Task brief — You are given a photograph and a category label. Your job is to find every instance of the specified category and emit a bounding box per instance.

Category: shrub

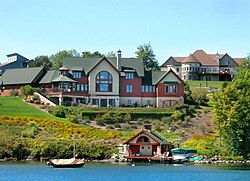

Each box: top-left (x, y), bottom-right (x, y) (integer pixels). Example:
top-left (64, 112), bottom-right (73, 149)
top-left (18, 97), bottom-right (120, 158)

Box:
top-left (9, 89), bottom-right (19, 96)
top-left (67, 115), bottom-right (79, 124)
top-left (96, 119), bottom-right (105, 126)
top-left (124, 113), bottom-right (131, 123)
top-left (49, 106), bottom-right (68, 118)
top-left (34, 100), bottom-right (40, 104)
top-left (171, 110), bottom-right (184, 121)
top-left (20, 85), bottom-right (34, 99)
top-left (137, 118), bottom-right (143, 125)
top-left (114, 123), bottom-right (121, 128)
top-left (82, 116), bottom-right (89, 121)
top-left (191, 88), bottom-right (209, 106)
top-left (131, 125), bottom-right (137, 129)
top-left (153, 122), bottom-right (162, 132)
top-left (22, 121), bottom-right (39, 138)
top-left (106, 125), bottom-right (114, 129)
top-left (199, 124), bottom-right (206, 134)
top-left (162, 117), bottom-right (172, 126)
top-left (122, 124), bottom-right (131, 131)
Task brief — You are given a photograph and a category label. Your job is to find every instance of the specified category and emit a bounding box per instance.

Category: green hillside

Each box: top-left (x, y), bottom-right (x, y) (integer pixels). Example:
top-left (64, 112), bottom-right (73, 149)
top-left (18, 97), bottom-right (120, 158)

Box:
top-left (186, 80), bottom-right (228, 89)
top-left (0, 96), bottom-right (66, 121)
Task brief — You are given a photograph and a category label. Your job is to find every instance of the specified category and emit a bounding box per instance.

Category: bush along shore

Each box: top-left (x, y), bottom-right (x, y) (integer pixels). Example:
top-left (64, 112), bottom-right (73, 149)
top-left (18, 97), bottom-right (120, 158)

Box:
top-left (0, 115), bottom-right (127, 161)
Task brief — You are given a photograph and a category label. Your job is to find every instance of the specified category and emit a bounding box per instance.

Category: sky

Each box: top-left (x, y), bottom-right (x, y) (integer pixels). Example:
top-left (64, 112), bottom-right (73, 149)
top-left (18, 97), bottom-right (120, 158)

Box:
top-left (0, 0), bottom-right (249, 64)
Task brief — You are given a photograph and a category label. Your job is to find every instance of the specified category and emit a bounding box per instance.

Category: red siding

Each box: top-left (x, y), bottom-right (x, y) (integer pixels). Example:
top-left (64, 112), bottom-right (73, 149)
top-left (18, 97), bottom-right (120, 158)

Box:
top-left (119, 77), bottom-right (142, 97)
top-left (75, 76), bottom-right (88, 84)
top-left (157, 83), bottom-right (184, 97)
top-left (141, 92), bottom-right (155, 98)
top-left (129, 145), bottom-right (140, 155)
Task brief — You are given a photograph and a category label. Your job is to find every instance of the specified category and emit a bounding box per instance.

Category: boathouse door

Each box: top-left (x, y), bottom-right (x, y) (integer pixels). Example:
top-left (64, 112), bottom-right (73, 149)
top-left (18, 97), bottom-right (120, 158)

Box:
top-left (140, 145), bottom-right (152, 156)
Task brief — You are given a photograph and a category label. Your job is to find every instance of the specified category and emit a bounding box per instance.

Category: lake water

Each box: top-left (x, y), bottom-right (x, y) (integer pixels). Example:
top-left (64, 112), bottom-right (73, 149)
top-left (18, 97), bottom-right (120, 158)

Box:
top-left (1, 162), bottom-right (250, 181)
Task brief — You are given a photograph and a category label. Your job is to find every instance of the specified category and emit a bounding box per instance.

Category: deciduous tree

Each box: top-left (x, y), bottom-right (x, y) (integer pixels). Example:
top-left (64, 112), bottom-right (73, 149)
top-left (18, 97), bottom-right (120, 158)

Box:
top-left (82, 51), bottom-right (104, 58)
top-left (29, 55), bottom-right (52, 70)
top-left (211, 57), bottom-right (250, 159)
top-left (50, 49), bottom-right (80, 70)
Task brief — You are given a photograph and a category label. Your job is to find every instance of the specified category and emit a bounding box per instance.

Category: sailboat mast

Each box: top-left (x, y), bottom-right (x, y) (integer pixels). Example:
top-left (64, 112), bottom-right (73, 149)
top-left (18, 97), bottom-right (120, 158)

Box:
top-left (73, 134), bottom-right (76, 158)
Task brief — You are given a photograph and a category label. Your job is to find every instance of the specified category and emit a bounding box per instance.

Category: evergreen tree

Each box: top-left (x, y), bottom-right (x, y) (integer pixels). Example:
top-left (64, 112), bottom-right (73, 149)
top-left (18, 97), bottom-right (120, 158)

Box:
top-left (135, 43), bottom-right (159, 70)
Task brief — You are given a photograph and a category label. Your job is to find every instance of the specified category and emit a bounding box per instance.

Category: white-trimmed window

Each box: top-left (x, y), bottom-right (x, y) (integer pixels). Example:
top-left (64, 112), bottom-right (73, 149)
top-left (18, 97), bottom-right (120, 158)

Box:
top-left (73, 72), bottom-right (82, 78)
top-left (126, 85), bottom-right (133, 93)
top-left (96, 71), bottom-right (112, 92)
top-left (142, 85), bottom-right (145, 92)
top-left (166, 85), bottom-right (177, 93)
top-left (125, 73), bottom-right (134, 79)
top-left (76, 84), bottom-right (88, 92)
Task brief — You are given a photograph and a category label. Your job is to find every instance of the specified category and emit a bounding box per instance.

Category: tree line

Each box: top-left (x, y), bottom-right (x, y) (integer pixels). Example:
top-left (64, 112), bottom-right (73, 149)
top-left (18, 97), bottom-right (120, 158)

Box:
top-left (29, 43), bottom-right (159, 71)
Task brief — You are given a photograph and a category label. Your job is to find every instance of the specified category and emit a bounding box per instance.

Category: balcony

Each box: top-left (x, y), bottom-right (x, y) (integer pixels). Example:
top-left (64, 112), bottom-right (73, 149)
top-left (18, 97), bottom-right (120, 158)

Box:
top-left (45, 89), bottom-right (89, 96)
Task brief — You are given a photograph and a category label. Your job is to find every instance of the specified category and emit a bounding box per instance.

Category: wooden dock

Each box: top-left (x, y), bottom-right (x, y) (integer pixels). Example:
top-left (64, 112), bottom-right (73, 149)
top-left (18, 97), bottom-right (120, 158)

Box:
top-left (125, 155), bottom-right (173, 163)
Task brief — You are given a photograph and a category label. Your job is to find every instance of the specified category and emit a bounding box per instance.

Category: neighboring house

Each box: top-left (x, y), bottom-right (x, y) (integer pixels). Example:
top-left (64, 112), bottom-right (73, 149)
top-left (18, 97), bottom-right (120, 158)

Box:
top-left (161, 50), bottom-right (245, 81)
top-left (0, 53), bottom-right (32, 75)
top-left (0, 51), bottom-right (185, 107)
top-left (0, 67), bottom-right (46, 96)
top-left (123, 124), bottom-right (172, 162)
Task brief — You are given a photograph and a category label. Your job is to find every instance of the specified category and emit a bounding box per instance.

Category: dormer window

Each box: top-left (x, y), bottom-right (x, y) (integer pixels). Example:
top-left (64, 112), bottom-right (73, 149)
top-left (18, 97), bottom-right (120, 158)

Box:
top-left (125, 73), bottom-right (134, 79)
top-left (73, 72), bottom-right (82, 79)
top-left (137, 136), bottom-right (150, 143)
top-left (96, 71), bottom-right (112, 92)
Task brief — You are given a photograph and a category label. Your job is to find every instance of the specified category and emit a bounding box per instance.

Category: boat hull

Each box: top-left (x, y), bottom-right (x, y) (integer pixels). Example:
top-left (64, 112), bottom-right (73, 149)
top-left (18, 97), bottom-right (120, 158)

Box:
top-left (49, 162), bottom-right (85, 168)
top-left (48, 158), bottom-right (85, 168)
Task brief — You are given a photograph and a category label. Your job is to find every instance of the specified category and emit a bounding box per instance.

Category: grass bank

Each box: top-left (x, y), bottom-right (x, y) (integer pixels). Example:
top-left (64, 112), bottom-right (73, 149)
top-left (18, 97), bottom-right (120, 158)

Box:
top-left (186, 80), bottom-right (228, 89)
top-left (0, 96), bottom-right (67, 122)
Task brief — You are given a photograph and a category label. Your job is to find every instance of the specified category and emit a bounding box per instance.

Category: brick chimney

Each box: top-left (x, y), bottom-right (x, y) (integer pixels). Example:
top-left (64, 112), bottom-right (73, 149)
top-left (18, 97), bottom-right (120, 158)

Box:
top-left (144, 124), bottom-right (152, 131)
top-left (117, 49), bottom-right (121, 70)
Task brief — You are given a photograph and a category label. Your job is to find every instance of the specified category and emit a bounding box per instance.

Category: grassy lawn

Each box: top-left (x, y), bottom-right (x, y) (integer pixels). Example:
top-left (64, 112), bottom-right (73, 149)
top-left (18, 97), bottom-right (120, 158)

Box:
top-left (0, 96), bottom-right (68, 122)
top-left (186, 80), bottom-right (229, 89)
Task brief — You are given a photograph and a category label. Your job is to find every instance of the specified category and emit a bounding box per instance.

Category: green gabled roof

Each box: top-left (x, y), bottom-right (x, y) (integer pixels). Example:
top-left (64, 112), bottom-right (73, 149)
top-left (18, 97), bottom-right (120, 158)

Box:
top-left (145, 130), bottom-right (171, 145)
top-left (0, 67), bottom-right (44, 85)
top-left (142, 71), bottom-right (169, 85)
top-left (171, 148), bottom-right (197, 153)
top-left (39, 70), bottom-right (60, 84)
top-left (143, 70), bottom-right (183, 86)
top-left (62, 57), bottom-right (144, 77)
top-left (63, 57), bottom-right (105, 74)
top-left (152, 71), bottom-right (166, 85)
top-left (51, 75), bottom-right (77, 83)
top-left (124, 129), bottom-right (171, 145)
top-left (119, 58), bottom-right (144, 77)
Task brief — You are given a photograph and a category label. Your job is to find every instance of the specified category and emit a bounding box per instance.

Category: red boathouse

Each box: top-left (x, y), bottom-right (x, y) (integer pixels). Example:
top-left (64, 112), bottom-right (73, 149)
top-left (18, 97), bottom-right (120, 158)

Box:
top-left (123, 125), bottom-right (173, 163)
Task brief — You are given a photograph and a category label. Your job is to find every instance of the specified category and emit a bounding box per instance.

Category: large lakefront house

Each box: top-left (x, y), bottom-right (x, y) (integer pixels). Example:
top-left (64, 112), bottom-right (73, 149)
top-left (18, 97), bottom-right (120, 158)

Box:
top-left (161, 50), bottom-right (245, 81)
top-left (0, 51), bottom-right (184, 108)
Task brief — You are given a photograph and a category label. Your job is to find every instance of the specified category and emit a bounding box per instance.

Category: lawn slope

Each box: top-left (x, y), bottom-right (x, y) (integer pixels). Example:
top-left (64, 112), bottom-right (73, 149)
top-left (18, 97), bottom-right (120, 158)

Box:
top-left (0, 96), bottom-right (65, 121)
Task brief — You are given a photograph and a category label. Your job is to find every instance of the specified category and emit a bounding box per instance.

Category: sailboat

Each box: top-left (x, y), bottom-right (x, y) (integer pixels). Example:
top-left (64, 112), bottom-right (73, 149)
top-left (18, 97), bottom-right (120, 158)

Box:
top-left (48, 137), bottom-right (85, 168)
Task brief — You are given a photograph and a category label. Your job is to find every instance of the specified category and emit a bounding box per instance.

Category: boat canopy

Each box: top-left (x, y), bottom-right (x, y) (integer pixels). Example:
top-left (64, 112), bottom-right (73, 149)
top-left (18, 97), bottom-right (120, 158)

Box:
top-left (171, 148), bottom-right (197, 154)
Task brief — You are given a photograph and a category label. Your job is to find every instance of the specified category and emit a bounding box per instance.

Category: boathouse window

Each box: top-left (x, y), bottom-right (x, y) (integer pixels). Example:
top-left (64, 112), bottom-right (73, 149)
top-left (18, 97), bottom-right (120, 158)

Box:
top-left (96, 71), bottom-right (112, 92)
top-left (137, 136), bottom-right (149, 143)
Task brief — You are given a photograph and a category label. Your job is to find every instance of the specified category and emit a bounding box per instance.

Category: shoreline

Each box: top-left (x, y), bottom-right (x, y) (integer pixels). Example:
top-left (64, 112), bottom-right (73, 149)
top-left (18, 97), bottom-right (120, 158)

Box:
top-left (1, 158), bottom-right (250, 165)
